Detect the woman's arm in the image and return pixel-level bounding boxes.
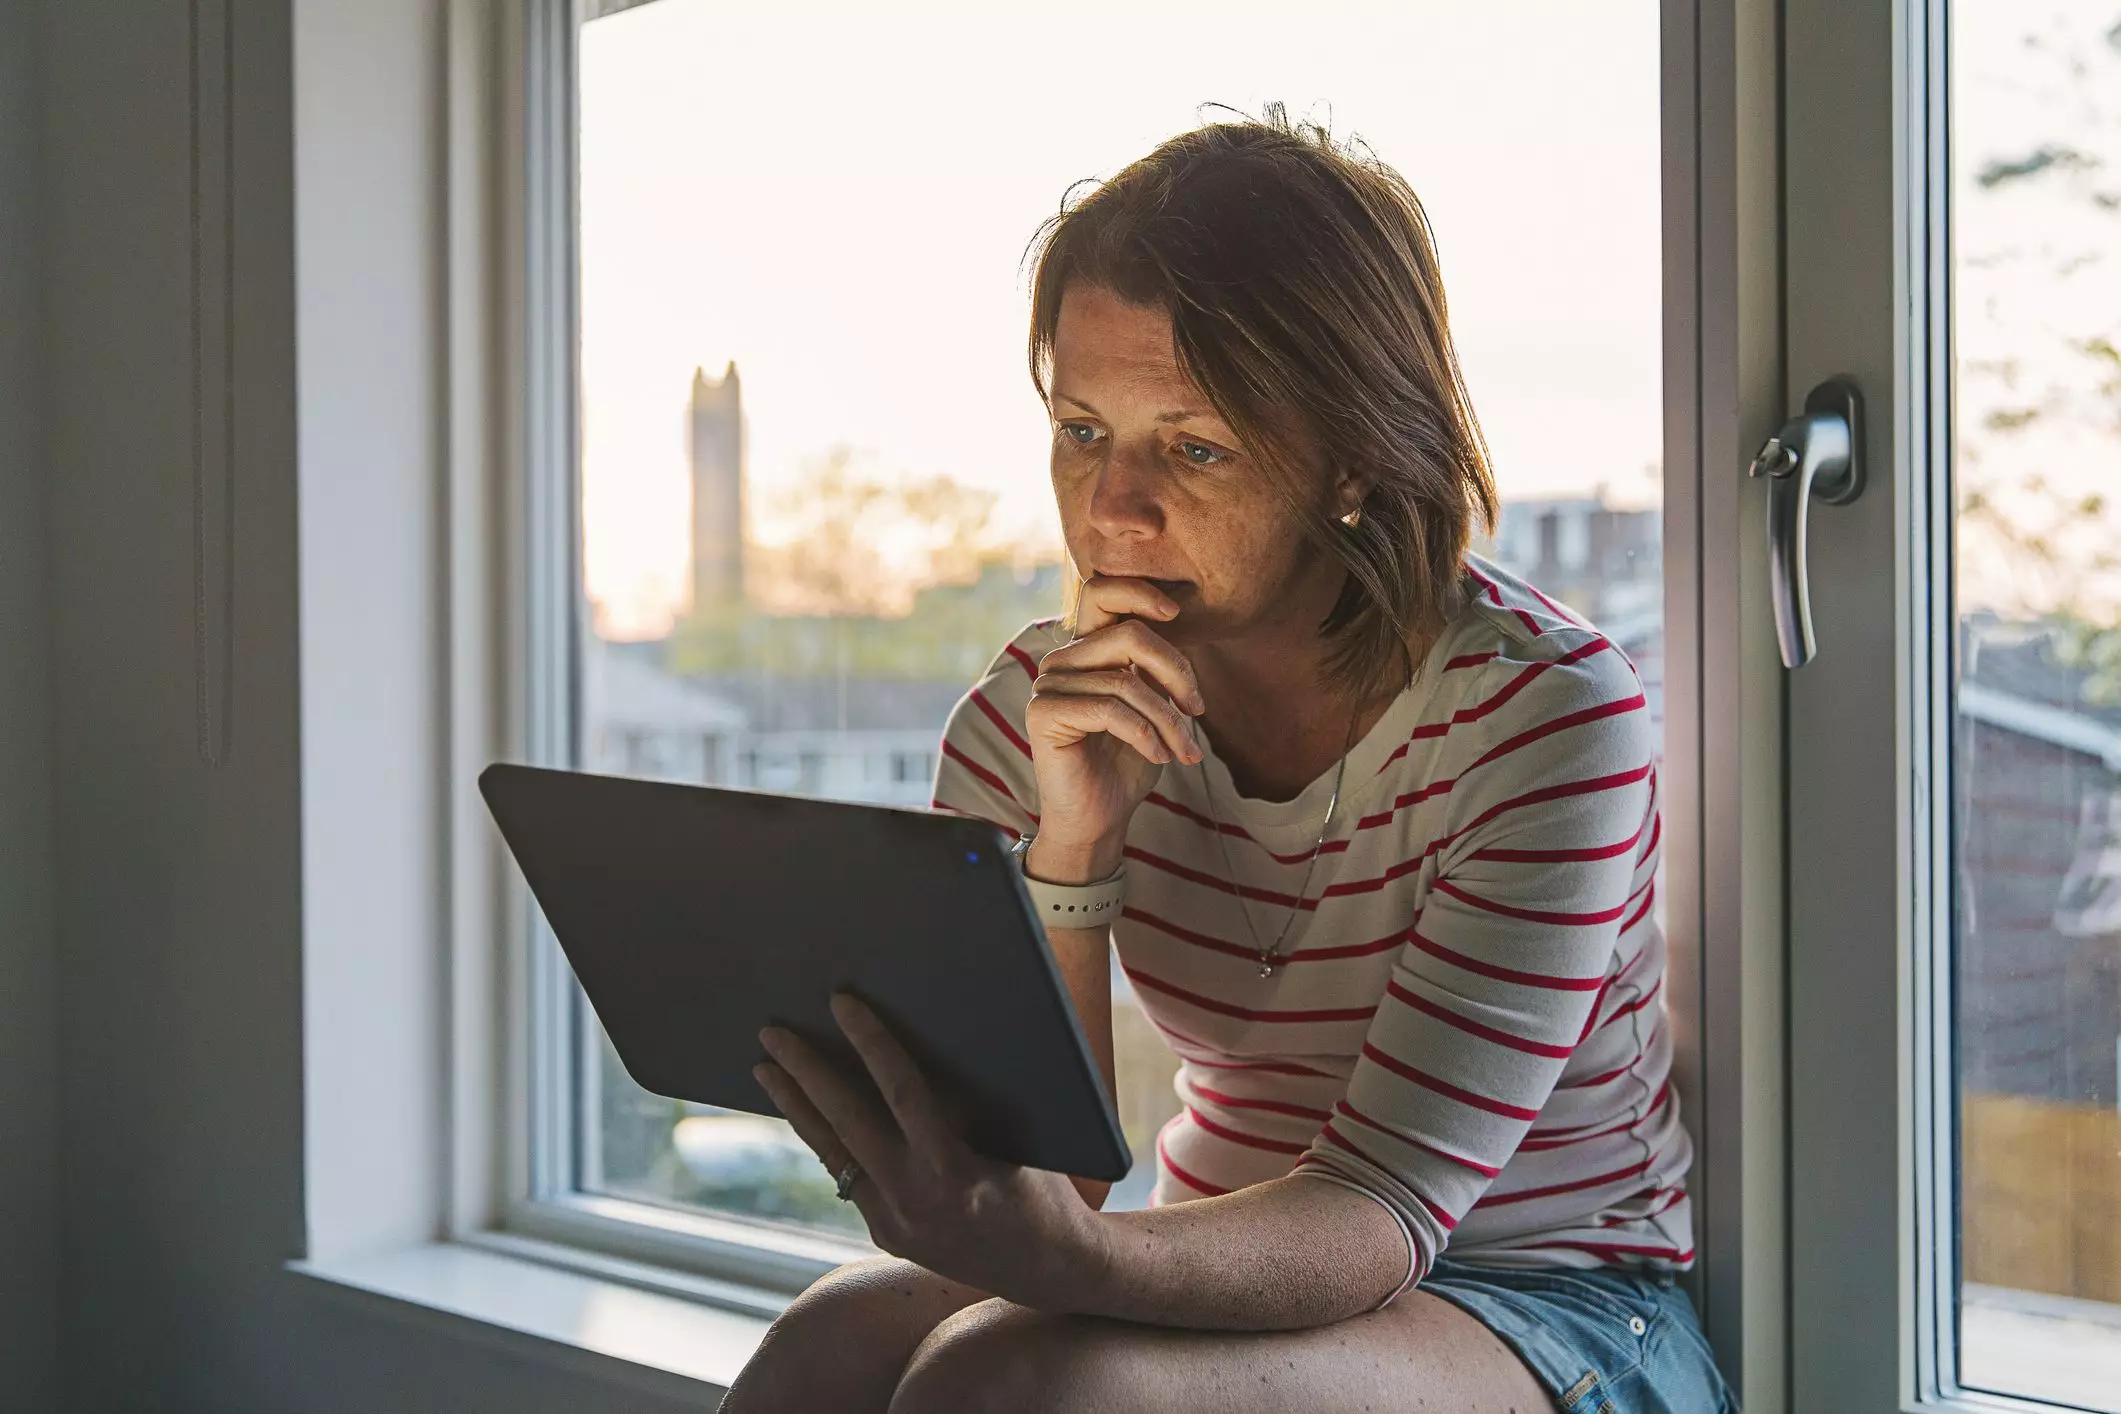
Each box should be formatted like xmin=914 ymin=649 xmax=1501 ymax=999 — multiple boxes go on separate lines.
xmin=1044 ymin=915 xmax=1116 ymax=1210
xmin=1064 ymin=1173 xmax=1410 ymax=1329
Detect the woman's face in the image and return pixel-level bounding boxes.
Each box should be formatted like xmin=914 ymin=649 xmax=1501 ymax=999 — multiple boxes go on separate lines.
xmin=1046 ymin=283 xmax=1348 ymax=646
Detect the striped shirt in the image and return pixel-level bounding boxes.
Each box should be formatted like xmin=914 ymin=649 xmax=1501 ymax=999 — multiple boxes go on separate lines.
xmin=930 ymin=557 xmax=1694 ymax=1297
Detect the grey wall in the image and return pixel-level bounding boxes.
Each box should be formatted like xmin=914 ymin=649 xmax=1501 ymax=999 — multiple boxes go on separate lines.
xmin=30 ymin=2 xmax=712 ymax=1409
xmin=0 ymin=0 xmax=61 ymax=1407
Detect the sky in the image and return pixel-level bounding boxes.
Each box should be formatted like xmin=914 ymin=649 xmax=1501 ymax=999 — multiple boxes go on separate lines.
xmin=577 ymin=0 xmax=1664 ymax=638
xmin=575 ymin=0 xmax=2119 ymax=640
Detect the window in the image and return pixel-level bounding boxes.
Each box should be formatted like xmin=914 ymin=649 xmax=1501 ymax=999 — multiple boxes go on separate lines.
xmin=1781 ymin=0 xmax=2121 ymax=1405
xmin=1947 ymin=3 xmax=2121 ymax=1404
xmin=523 ymin=0 xmax=1663 ymax=1286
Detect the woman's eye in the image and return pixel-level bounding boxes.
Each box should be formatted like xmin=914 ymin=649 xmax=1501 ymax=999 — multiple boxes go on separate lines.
xmin=1176 ymin=440 xmax=1227 ymax=466
xmin=1058 ymin=422 xmax=1100 ymax=447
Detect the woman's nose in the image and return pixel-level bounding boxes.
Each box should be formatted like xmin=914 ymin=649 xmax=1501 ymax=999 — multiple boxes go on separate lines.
xmin=1086 ymin=445 xmax=1165 ymax=541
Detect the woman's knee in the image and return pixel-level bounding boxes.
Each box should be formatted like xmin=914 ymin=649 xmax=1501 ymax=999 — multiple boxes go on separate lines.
xmin=722 ymin=1257 xmax=969 ymax=1414
xmin=888 ymin=1301 xmax=1111 ymax=1414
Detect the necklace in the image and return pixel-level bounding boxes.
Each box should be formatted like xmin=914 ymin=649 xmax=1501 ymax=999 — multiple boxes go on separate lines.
xmin=1197 ymin=709 xmax=1360 ymax=979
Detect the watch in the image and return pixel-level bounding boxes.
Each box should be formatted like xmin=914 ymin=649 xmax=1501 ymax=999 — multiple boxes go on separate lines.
xmin=1011 ymin=832 xmax=1127 ymax=926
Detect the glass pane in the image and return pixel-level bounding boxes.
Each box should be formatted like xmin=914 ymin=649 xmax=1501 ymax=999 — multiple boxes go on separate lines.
xmin=1952 ymin=3 xmax=2121 ymax=1403
xmin=572 ymin=0 xmax=1660 ymax=1238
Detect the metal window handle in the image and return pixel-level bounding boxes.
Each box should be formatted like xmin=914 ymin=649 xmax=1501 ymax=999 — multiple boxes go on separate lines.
xmin=1748 ymin=376 xmax=1864 ymax=668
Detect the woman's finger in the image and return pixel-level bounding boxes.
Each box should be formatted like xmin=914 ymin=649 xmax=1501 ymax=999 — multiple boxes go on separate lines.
xmin=1035 ymin=669 xmax=1201 ymax=764
xmin=751 ymin=1060 xmax=856 ymax=1180
xmin=1040 ymin=619 xmax=1204 ymax=716
xmin=1074 ymin=574 xmax=1180 ymax=637
xmin=1027 ymin=692 xmax=1175 ymax=766
xmin=828 ymin=994 xmax=964 ymax=1162
xmin=758 ymin=1025 xmax=903 ymax=1179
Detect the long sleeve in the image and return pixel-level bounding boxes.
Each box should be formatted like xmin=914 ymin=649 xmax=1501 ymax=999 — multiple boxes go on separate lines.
xmin=1291 ymin=636 xmax=1658 ymax=1293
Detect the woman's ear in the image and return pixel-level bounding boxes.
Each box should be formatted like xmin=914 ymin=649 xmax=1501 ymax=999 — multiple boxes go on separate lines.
xmin=1333 ymin=471 xmax=1371 ymax=525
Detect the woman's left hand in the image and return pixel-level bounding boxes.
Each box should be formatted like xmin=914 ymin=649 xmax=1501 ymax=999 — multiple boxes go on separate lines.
xmin=753 ymin=993 xmax=1113 ymax=1312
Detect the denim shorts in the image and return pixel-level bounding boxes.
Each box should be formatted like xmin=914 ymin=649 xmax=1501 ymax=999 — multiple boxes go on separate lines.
xmin=1420 ymin=1258 xmax=1739 ymax=1413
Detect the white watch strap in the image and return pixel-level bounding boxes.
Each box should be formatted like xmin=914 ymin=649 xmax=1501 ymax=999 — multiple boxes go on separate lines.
xmin=1013 ymin=835 xmax=1127 ymax=926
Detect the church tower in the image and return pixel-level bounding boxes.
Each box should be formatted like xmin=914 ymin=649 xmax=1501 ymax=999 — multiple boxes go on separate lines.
xmin=688 ymin=361 xmax=746 ymax=611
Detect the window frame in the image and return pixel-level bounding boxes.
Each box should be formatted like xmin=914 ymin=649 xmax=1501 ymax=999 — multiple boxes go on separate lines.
xmin=478 ymin=0 xmax=1785 ymax=1376
xmin=1776 ymin=0 xmax=2115 ymax=1408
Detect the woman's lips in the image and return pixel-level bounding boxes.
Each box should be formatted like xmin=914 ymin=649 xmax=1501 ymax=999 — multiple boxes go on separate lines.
xmin=1095 ymin=572 xmax=1193 ymax=595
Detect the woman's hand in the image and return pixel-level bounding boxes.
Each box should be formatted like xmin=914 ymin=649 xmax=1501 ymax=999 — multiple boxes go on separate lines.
xmin=1025 ymin=576 xmax=1206 ymax=883
xmin=753 ymin=993 xmax=1112 ymax=1313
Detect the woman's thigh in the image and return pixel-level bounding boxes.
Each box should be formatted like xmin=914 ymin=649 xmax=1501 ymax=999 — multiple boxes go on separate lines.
xmin=889 ymin=1290 xmax=1554 ymax=1414
xmin=717 ymin=1256 xmax=990 ymax=1414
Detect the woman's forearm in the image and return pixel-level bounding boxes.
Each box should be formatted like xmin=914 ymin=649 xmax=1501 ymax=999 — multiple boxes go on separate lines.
xmin=1062 ymin=1174 xmax=1410 ymax=1330
xmin=1038 ymin=913 xmax=1117 ymax=1211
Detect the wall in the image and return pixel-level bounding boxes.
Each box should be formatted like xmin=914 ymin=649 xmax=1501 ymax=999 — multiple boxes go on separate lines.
xmin=0 ymin=0 xmax=61 ymax=1407
xmin=37 ymin=1 xmax=712 ymax=1409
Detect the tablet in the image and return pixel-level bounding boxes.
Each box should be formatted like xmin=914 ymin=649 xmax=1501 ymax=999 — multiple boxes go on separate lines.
xmin=478 ymin=763 xmax=1132 ymax=1182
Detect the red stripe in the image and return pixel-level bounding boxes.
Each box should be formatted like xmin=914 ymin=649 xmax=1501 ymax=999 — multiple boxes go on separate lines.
xmin=1464 ymin=563 xmax=1545 ymax=636
xmin=1384 ymin=637 xmax=1612 ymax=766
xmin=1438 ymin=764 xmax=1654 ymax=856
xmin=1156 ymin=1129 xmax=1230 ymax=1197
xmin=1562 ymin=1021 xmax=1661 ymax=1090
xmin=1145 ymin=1018 xmax=1341 ymax=1080
xmin=1524 ymin=582 xmax=1589 ymax=628
xmin=1444 ymin=651 xmax=1499 ymax=671
xmin=1638 ymin=811 xmax=1663 ymax=865
xmin=1004 ymin=643 xmax=1040 ymax=680
xmin=1123 ymin=964 xmax=1379 ymax=1025
xmin=1143 ymin=792 xmax=1350 ymax=865
xmin=1317 ymin=1126 xmax=1459 ymax=1230
xmin=1333 ymin=1100 xmax=1503 ymax=1177
xmin=1471 ymin=812 xmax=1650 ymax=864
xmin=1430 ymin=878 xmax=1630 ymax=927
xmin=1463 ymin=693 xmax=1646 ymax=776
xmin=1599 ymin=1186 xmax=1690 ymax=1226
xmin=1125 ymin=765 xmax=1646 ymax=914
xmin=1476 ymin=1156 xmax=1652 ymax=1208
xmin=1122 ymin=845 xmax=1311 ymax=909
xmin=1185 ymin=1106 xmax=1307 ymax=1155
xmin=1408 ymin=929 xmax=1607 ymax=992
xmin=1180 ymin=1053 xmax=1337 ymax=1078
xmin=1359 ymin=1041 xmax=1541 ymax=1121
xmin=970 ymin=688 xmax=1032 ymax=758
xmin=939 ymin=741 xmax=1037 ymax=823
xmin=1539 ymin=1239 xmax=1695 ymax=1264
xmin=1526 ymin=1080 xmax=1672 ymax=1145
xmin=1189 ymin=1084 xmax=1332 ymax=1122
xmin=1517 ymin=1115 xmax=1646 ymax=1152
xmin=1123 ymin=906 xmax=1406 ymax=964
xmin=1385 ymin=980 xmax=1576 ymax=1058
xmin=1619 ymin=881 xmax=1658 ymax=934
xmin=1597 ymin=977 xmax=1664 ymax=1031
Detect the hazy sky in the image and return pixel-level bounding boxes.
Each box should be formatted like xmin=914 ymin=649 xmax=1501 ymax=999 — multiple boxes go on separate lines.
xmin=578 ymin=0 xmax=1663 ymax=637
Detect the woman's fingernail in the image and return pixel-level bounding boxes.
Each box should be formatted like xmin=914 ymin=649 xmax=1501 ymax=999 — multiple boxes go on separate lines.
xmin=758 ymin=1027 xmax=780 ymax=1055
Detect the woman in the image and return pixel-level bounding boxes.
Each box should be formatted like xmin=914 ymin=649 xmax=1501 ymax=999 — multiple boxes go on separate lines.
xmin=724 ymin=112 xmax=1731 ymax=1414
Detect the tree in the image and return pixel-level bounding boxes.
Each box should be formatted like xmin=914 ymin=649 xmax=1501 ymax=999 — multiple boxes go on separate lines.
xmin=1953 ymin=10 xmax=2121 ymax=703
xmin=743 ymin=446 xmax=1003 ymax=618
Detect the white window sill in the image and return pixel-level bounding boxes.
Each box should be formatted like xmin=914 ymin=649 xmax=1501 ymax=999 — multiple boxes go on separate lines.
xmin=292 ymin=1237 xmax=783 ymax=1402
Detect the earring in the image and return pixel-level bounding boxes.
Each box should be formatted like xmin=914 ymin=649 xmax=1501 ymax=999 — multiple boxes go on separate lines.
xmin=1339 ymin=506 xmax=1363 ymax=530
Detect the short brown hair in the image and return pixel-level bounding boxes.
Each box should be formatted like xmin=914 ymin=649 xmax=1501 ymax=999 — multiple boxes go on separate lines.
xmin=1026 ymin=106 xmax=1498 ymax=698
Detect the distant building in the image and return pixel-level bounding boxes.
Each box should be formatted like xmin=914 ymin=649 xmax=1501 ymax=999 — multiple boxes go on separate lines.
xmin=689 ymin=362 xmax=746 ymax=612
xmin=1483 ymin=496 xmax=1664 ymax=733
xmin=581 ymin=636 xmax=746 ymax=782
xmin=1956 ymin=623 xmax=2121 ymax=1109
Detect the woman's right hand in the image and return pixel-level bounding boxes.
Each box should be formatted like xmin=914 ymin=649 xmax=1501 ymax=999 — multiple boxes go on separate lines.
xmin=1023 ymin=576 xmax=1206 ymax=886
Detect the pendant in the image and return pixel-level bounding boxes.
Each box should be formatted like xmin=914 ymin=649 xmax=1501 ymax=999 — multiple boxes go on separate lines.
xmin=1257 ymin=956 xmax=1283 ymax=979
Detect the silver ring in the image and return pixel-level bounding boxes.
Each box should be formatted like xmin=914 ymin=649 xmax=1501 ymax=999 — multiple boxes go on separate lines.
xmin=834 ymin=1158 xmax=862 ymax=1201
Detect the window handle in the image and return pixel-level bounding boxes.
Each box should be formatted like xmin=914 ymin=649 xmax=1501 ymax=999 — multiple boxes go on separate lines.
xmin=1748 ymin=376 xmax=1865 ymax=668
